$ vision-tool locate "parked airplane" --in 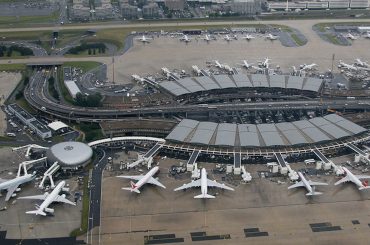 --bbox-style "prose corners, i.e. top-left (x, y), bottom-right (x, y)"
top-left (252, 65), bottom-right (266, 72)
top-left (338, 60), bottom-right (358, 71)
top-left (258, 57), bottom-right (271, 68)
top-left (192, 65), bottom-right (202, 76)
top-left (300, 63), bottom-right (318, 71)
top-left (364, 32), bottom-right (370, 39)
top-left (288, 172), bottom-right (328, 196)
top-left (354, 58), bottom-right (369, 68)
top-left (238, 60), bottom-right (253, 69)
top-left (136, 35), bottom-right (152, 43)
top-left (334, 167), bottom-right (370, 190)
top-left (241, 34), bottom-right (255, 41)
top-left (224, 34), bottom-right (232, 42)
top-left (174, 168), bottom-right (234, 199)
top-left (0, 173), bottom-right (35, 201)
top-left (117, 166), bottom-right (165, 193)
top-left (203, 34), bottom-right (211, 42)
top-left (265, 33), bottom-right (278, 40)
top-left (344, 33), bottom-right (358, 40)
top-left (214, 60), bottom-right (233, 73)
top-left (179, 35), bottom-right (192, 43)
top-left (18, 181), bottom-right (75, 216)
